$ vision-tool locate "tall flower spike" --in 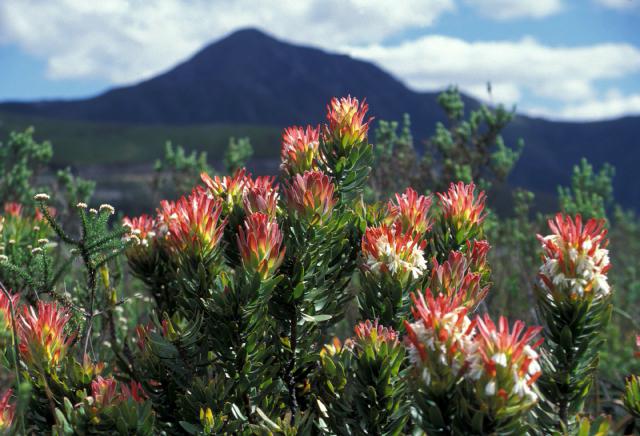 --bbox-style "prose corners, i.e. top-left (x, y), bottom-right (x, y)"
top-left (387, 187), bottom-right (433, 235)
top-left (437, 182), bottom-right (486, 238)
top-left (361, 224), bottom-right (427, 285)
top-left (467, 315), bottom-right (543, 405)
top-left (201, 168), bottom-right (251, 213)
top-left (404, 289), bottom-right (475, 391)
top-left (237, 212), bottom-right (285, 279)
top-left (284, 170), bottom-right (337, 225)
top-left (538, 213), bottom-right (610, 299)
top-left (166, 188), bottom-right (226, 258)
top-left (0, 389), bottom-right (15, 431)
top-left (19, 301), bottom-right (74, 368)
top-left (325, 96), bottom-right (372, 151)
top-left (242, 176), bottom-right (279, 218)
top-left (280, 125), bottom-right (321, 176)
